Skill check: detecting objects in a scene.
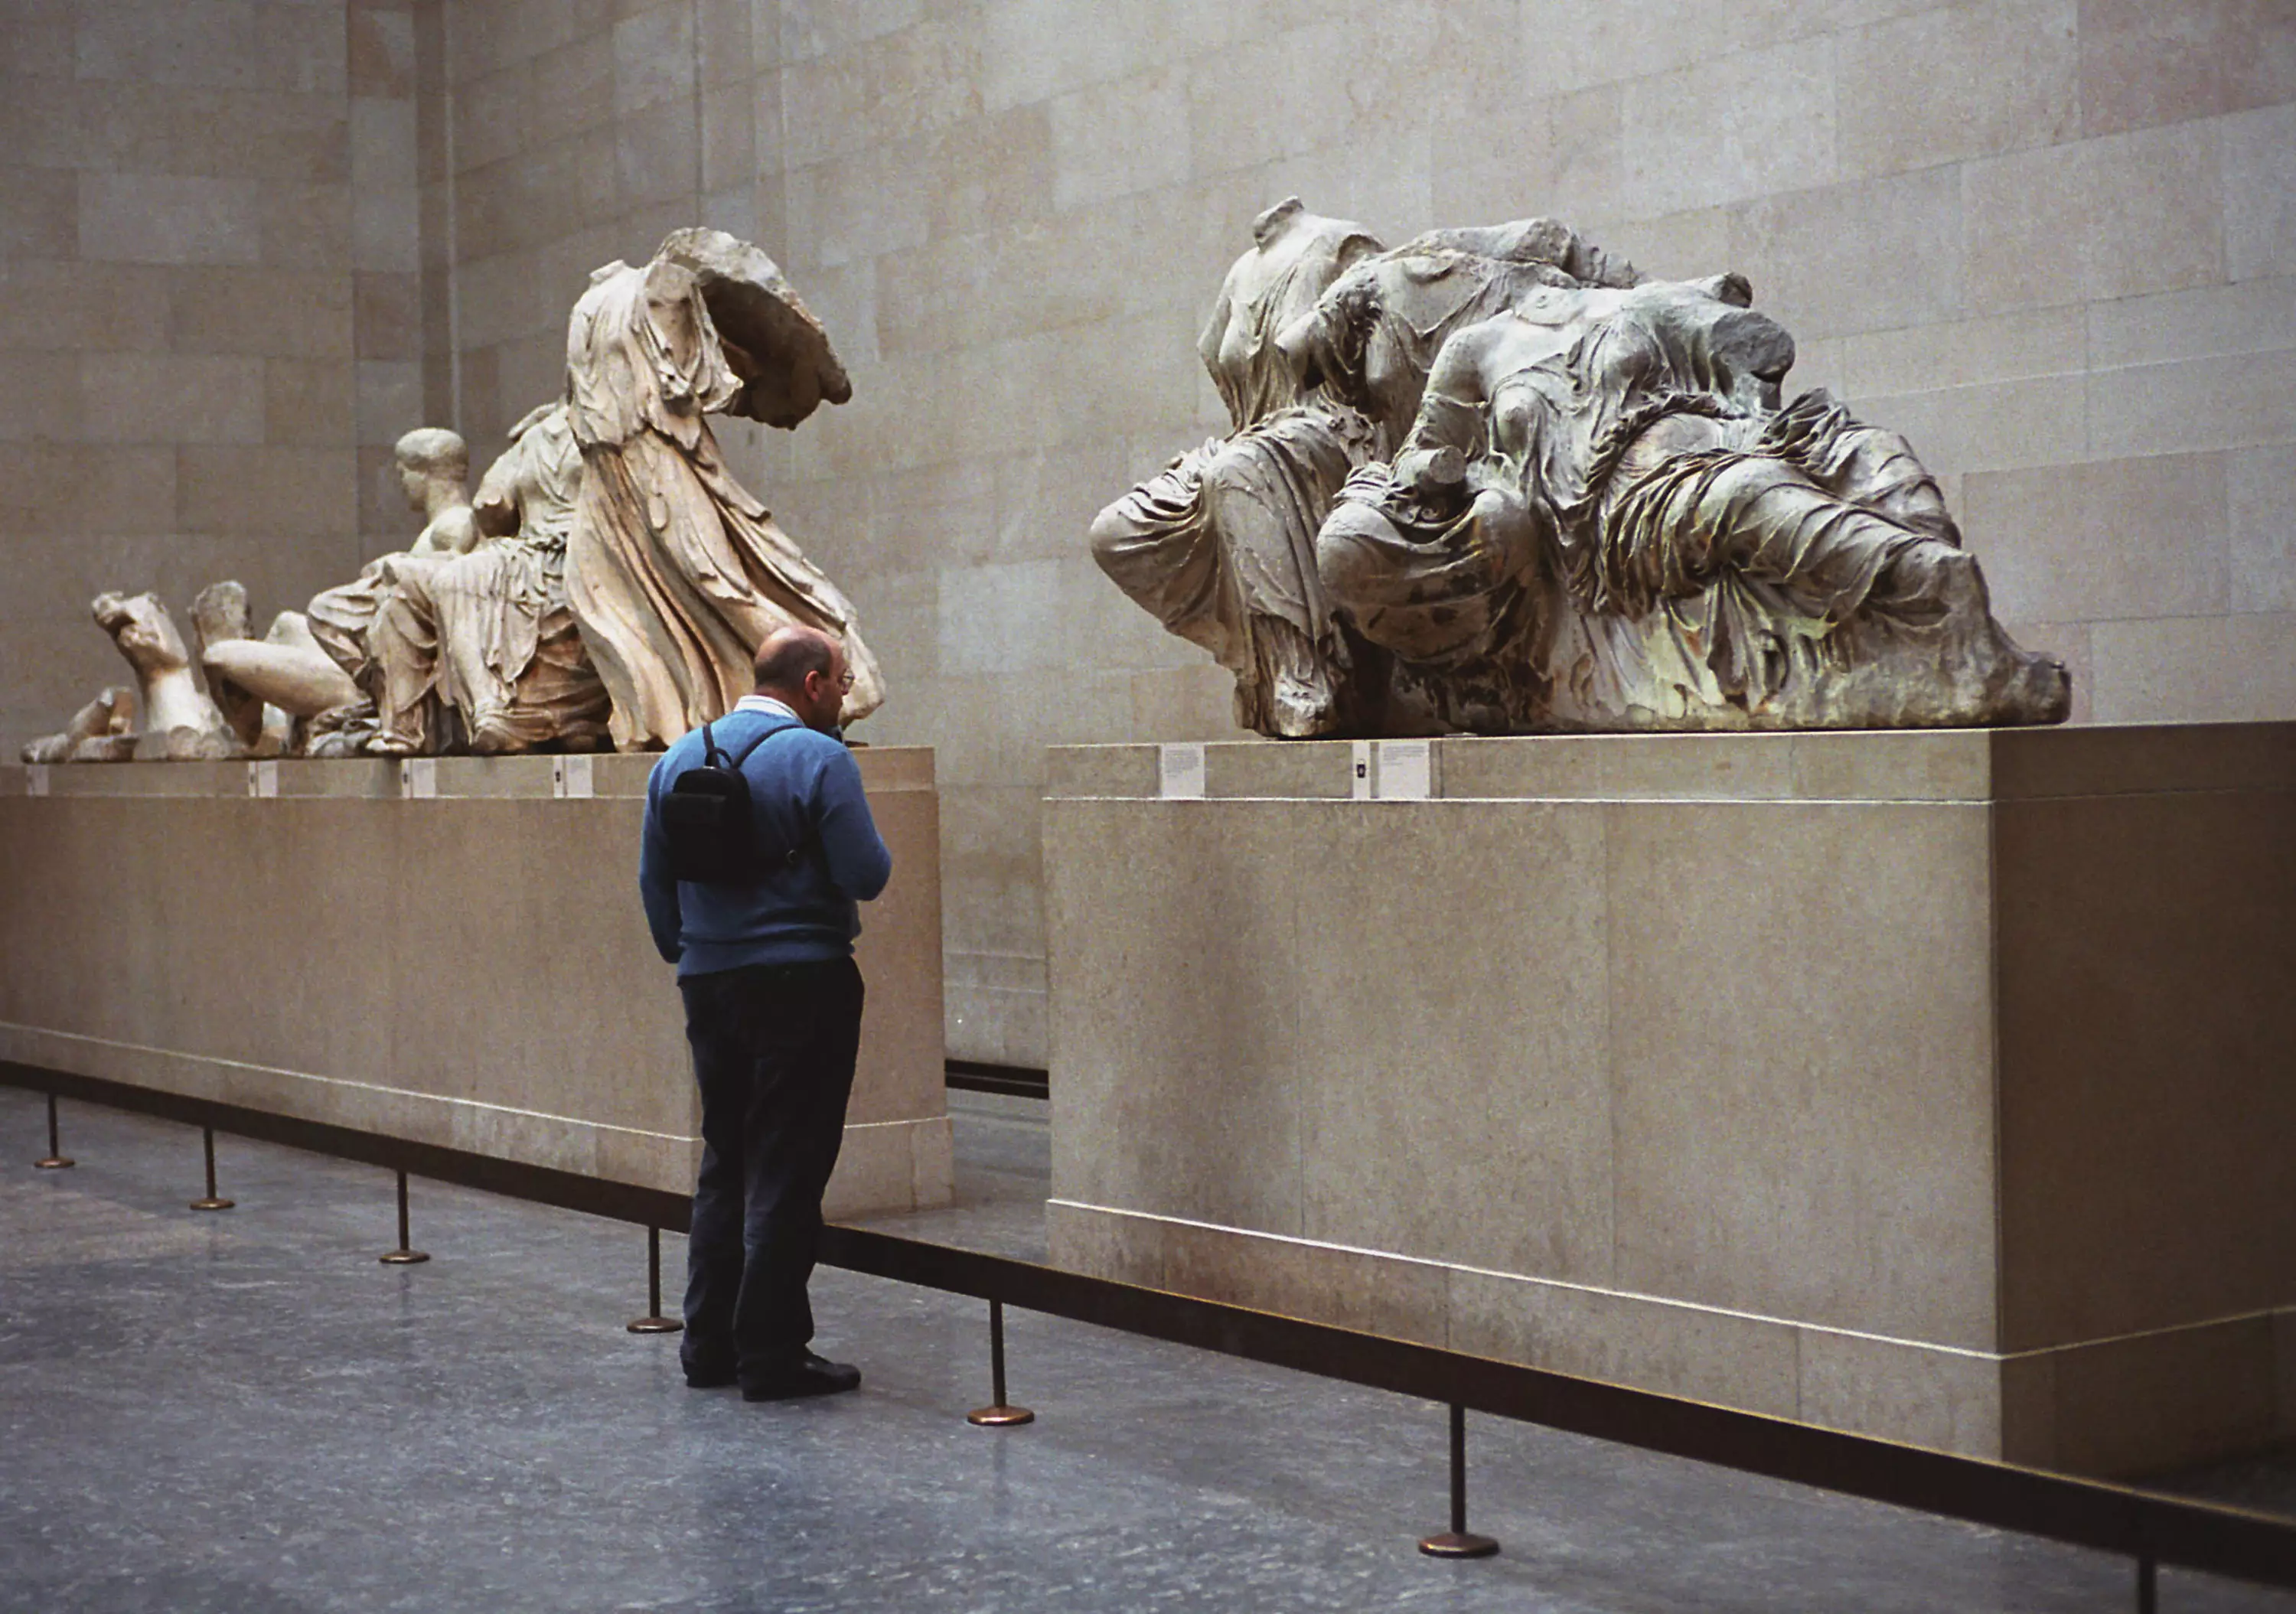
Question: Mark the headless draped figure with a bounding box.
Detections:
[1088,198,1388,737]
[564,254,882,750]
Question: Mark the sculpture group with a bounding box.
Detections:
[1091,201,2070,735]
[28,203,2076,762]
[26,230,882,763]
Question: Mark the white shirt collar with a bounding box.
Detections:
[734,693,799,721]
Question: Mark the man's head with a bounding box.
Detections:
[393,427,470,513]
[752,624,850,732]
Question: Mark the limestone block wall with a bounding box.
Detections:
[8,1,2294,1065]
[0,0,438,755]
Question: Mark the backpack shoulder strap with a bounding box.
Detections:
[728,719,818,866]
[726,717,799,769]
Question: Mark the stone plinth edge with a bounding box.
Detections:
[1044,723,2296,804]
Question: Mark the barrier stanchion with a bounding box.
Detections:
[967,1298,1033,1427]
[33,1093,73,1170]
[1418,1403,1499,1559]
[627,1225,681,1334]
[378,1169,429,1265]
[11,1063,2296,1606]
[188,1126,233,1211]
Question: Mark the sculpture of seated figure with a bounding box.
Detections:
[364,402,613,755]
[193,420,612,757]
[308,426,479,752]
[1088,198,1388,738]
[1091,204,1650,737]
[1316,272,2070,730]
[1088,201,2070,735]
[188,428,471,756]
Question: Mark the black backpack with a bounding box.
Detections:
[660,719,806,885]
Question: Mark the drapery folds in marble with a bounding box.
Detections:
[564,233,882,751]
[1092,204,2069,735]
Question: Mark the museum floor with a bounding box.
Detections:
[4,1085,2291,1614]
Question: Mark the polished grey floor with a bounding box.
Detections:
[2,1085,2291,1614]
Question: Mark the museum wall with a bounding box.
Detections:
[7,1,2291,1066]
[0,0,434,756]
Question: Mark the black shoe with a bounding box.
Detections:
[684,1365,738,1390]
[740,1352,861,1402]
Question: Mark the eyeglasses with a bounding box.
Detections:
[820,668,853,693]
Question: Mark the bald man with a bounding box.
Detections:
[638,626,892,1400]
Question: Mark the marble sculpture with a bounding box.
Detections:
[19,686,134,765]
[24,230,874,761]
[1091,200,2071,736]
[566,227,882,748]
[92,592,238,760]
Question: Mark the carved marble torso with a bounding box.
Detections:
[1199,199,1381,431]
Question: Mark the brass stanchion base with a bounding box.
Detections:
[627,1316,683,1334]
[1417,1531,1499,1560]
[189,1195,235,1211]
[967,1404,1035,1427]
[379,1248,430,1265]
[33,1155,74,1170]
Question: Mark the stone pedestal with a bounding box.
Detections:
[0,751,951,1220]
[1042,725,2296,1475]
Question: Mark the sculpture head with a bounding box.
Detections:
[90,591,191,677]
[393,427,470,514]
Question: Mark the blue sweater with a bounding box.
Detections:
[638,711,892,977]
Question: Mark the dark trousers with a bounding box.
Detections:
[677,957,864,1382]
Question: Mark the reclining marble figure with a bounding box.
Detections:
[192,579,349,758]
[1091,201,2069,735]
[187,427,473,756]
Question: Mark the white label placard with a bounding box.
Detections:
[246,760,279,799]
[399,758,437,800]
[1350,740,1372,801]
[1157,742,1205,800]
[1374,739,1432,801]
[553,755,595,800]
[25,765,50,797]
